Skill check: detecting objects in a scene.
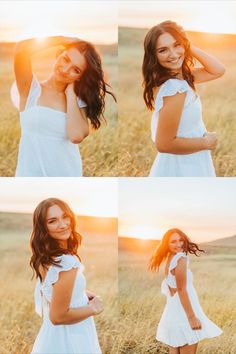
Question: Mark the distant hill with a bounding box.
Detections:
[119,235,236,255]
[203,235,236,247]
[119,27,236,51]
[0,212,117,237]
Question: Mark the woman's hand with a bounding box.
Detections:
[188,315,202,330]
[65,83,75,97]
[86,290,96,300]
[88,296,104,315]
[203,132,218,150]
[190,44,225,83]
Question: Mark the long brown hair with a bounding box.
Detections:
[64,41,116,129]
[30,198,82,281]
[142,21,195,110]
[149,228,204,272]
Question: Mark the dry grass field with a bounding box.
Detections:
[118,27,236,176]
[0,43,117,176]
[118,237,236,354]
[0,212,118,354]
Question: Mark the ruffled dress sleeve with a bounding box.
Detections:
[151,79,190,142]
[169,252,188,271]
[41,254,83,303]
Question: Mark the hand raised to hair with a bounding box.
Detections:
[65,83,76,97]
[61,36,81,46]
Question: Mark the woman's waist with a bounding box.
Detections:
[20,129,69,141]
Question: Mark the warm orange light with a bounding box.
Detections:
[119,225,161,240]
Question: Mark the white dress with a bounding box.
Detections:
[12,75,86,177]
[149,79,216,177]
[156,252,222,347]
[31,254,101,354]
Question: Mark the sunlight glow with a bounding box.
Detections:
[119,1,236,35]
[119,179,236,243]
[0,178,118,218]
[119,224,161,240]
[0,1,117,44]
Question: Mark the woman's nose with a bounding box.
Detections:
[169,48,178,58]
[61,64,70,74]
[58,219,67,228]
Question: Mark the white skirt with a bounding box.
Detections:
[156,286,222,347]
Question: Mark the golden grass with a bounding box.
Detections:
[0,45,117,177]
[118,27,236,176]
[0,213,118,354]
[119,249,236,354]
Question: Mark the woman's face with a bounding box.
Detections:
[156,32,185,71]
[54,47,87,84]
[168,232,184,254]
[46,204,71,246]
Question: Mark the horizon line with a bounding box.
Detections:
[119,234,236,244]
[119,25,236,36]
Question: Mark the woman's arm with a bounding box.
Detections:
[175,258,201,330]
[49,268,103,325]
[156,93,217,154]
[14,36,78,99]
[191,45,226,84]
[65,83,89,144]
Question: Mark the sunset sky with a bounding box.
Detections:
[119,1,236,35]
[0,1,117,44]
[119,178,236,243]
[0,178,118,217]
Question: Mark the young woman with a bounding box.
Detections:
[30,198,103,354]
[13,36,115,177]
[149,228,222,354]
[142,21,225,177]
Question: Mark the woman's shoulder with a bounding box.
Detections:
[169,252,188,270]
[54,254,81,268]
[161,78,190,92]
[153,78,190,103]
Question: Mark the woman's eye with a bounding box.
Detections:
[158,49,166,54]
[48,220,56,224]
[63,56,69,62]
[74,68,80,74]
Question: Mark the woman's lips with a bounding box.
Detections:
[167,57,181,64]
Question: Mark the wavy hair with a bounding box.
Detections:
[142,21,195,110]
[30,198,82,281]
[64,41,116,129]
[149,228,204,272]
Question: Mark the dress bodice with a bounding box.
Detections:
[161,252,192,297]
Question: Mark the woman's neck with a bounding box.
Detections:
[44,75,67,93]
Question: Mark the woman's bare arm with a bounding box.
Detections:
[156,93,217,154]
[191,45,225,84]
[175,258,201,330]
[14,36,79,98]
[49,268,103,325]
[65,83,89,144]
